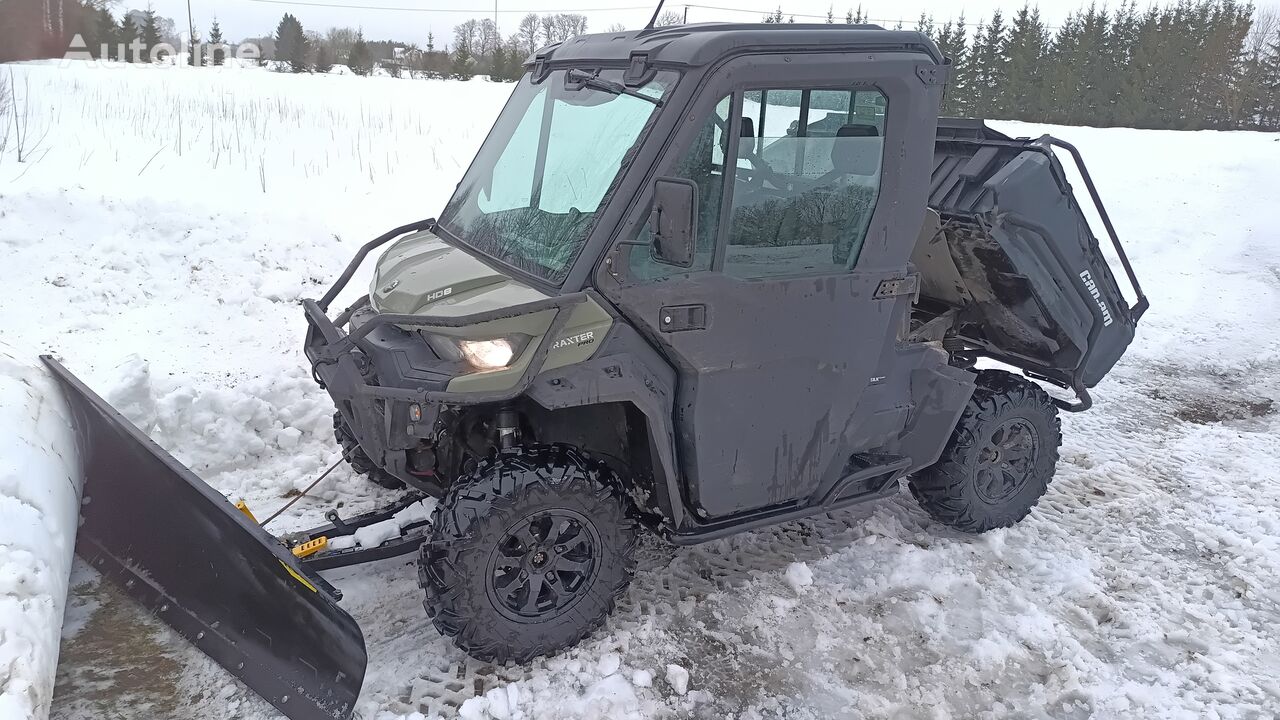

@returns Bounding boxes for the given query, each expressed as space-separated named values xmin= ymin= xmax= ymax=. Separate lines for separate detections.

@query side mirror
xmin=651 ymin=177 xmax=697 ymax=267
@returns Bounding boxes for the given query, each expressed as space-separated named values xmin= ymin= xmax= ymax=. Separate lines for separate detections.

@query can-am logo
xmin=426 ymin=287 xmax=453 ymax=303
xmin=1079 ymin=270 xmax=1113 ymax=327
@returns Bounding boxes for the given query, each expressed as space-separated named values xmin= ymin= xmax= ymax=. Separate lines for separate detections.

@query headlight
xmin=458 ymin=338 xmax=519 ymax=371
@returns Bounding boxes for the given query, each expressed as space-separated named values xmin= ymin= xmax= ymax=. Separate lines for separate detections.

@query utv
xmin=43 ymin=22 xmax=1147 ymax=720
xmin=304 ymin=23 xmax=1146 ymax=664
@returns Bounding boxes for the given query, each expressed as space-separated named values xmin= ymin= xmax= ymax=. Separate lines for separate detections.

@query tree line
xmin=926 ymin=1 xmax=1280 ymax=130
xmin=4 ymin=0 xmax=1278 ymax=130
xmin=768 ymin=1 xmax=1279 ymax=130
xmin=258 ymin=11 xmax=593 ymax=81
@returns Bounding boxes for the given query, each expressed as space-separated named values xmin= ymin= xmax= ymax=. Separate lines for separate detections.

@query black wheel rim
xmin=486 ymin=508 xmax=600 ymax=623
xmin=974 ymin=418 xmax=1039 ymax=504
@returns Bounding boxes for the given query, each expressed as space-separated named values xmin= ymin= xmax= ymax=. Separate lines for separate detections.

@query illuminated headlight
xmin=458 ymin=338 xmax=520 ymax=371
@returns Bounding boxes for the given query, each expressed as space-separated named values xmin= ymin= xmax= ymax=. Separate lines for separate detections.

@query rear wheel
xmin=909 ymin=370 xmax=1061 ymax=532
xmin=417 ymin=444 xmax=638 ymax=663
xmin=332 ymin=412 xmax=404 ymax=490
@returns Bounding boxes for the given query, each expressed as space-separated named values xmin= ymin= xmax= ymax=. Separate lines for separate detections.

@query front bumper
xmin=302 ymin=219 xmax=589 ymax=488
xmin=303 ymin=298 xmax=445 ymax=487
xmin=302 ymin=293 xmax=588 ymax=487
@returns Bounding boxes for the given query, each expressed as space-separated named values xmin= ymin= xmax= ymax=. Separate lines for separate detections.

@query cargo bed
xmin=911 ymin=119 xmax=1148 ymax=410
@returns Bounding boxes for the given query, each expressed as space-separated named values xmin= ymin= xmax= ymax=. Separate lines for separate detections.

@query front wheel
xmin=909 ymin=370 xmax=1062 ymax=533
xmin=417 ymin=444 xmax=638 ymax=663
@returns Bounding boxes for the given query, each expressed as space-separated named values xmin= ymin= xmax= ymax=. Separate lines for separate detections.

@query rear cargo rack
xmin=933 ymin=120 xmax=1147 ymax=321
xmin=927 ymin=120 xmax=1148 ymax=409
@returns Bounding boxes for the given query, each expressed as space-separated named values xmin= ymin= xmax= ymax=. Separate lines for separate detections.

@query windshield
xmin=439 ymin=68 xmax=677 ymax=283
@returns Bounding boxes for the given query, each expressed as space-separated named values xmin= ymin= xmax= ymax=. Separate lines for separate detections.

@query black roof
xmin=535 ymin=23 xmax=945 ymax=68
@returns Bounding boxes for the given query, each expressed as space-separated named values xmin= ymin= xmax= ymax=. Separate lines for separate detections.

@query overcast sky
xmin=139 ymin=0 xmax=1261 ymax=45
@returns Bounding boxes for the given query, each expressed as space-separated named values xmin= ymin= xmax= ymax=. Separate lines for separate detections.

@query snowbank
xmin=0 ymin=347 xmax=82 ymax=720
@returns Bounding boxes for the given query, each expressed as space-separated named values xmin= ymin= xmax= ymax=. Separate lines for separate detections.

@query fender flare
xmin=523 ymin=325 xmax=687 ymax=529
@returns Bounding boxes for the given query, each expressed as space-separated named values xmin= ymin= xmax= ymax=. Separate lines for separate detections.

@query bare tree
xmin=517 ymin=13 xmax=541 ymax=55
xmin=541 ymin=13 xmax=587 ymax=43
xmin=558 ymin=13 xmax=588 ymax=38
xmin=1248 ymin=5 xmax=1280 ymax=56
xmin=325 ymin=27 xmax=358 ymax=62
xmin=454 ymin=19 xmax=480 ymax=56
xmin=655 ymin=10 xmax=683 ymax=26
xmin=606 ymin=22 xmax=627 ymax=32
xmin=0 ymin=72 xmax=11 ymax=162
xmin=477 ymin=18 xmax=500 ymax=59
xmin=7 ymin=70 xmax=48 ymax=164
xmin=539 ymin=14 xmax=557 ymax=43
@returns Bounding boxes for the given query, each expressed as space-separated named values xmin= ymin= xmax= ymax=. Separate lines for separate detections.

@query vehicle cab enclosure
xmin=304 ymin=23 xmax=1141 ymax=543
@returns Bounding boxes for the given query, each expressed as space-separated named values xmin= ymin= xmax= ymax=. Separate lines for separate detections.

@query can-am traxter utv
xmin=46 ymin=22 xmax=1145 ymax=720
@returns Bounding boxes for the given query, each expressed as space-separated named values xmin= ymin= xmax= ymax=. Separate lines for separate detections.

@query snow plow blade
xmin=40 ymin=356 xmax=367 ymax=720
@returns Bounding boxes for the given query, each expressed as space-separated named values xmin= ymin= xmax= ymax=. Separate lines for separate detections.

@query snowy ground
xmin=2 ymin=60 xmax=1278 ymax=719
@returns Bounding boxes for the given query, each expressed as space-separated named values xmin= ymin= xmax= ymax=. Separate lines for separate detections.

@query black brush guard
xmin=42 ymin=356 xmax=367 ymax=720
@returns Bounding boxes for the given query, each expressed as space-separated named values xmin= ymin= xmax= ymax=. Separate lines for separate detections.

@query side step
xmin=667 ymin=453 xmax=910 ymax=545
xmin=41 ymin=357 xmax=367 ymax=720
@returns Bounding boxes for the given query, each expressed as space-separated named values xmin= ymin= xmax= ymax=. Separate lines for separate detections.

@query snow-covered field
xmin=2 ymin=60 xmax=1279 ymax=719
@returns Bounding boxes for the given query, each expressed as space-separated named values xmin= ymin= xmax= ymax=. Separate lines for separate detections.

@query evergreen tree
xmin=933 ymin=15 xmax=969 ymax=116
xmin=452 ymin=42 xmax=475 ymax=80
xmin=845 ymin=9 xmax=854 ymax=24
xmin=141 ymin=8 xmax=163 ymax=62
xmin=968 ymin=11 xmax=1009 ymax=117
xmin=208 ymin=18 xmax=225 ymax=66
xmin=274 ymin=13 xmax=309 ymax=72
xmin=915 ymin=12 xmax=934 ymax=36
xmin=1075 ymin=4 xmax=1114 ymax=125
xmin=314 ymin=45 xmax=334 ymax=73
xmin=120 ymin=13 xmax=141 ymax=62
xmin=826 ymin=6 xmax=834 ymax=24
xmin=106 ymin=10 xmax=123 ymax=61
xmin=763 ymin=7 xmax=784 ymax=24
xmin=1260 ymin=30 xmax=1280 ymax=128
xmin=1198 ymin=0 xmax=1253 ymax=127
xmin=348 ymin=31 xmax=373 ymax=76
xmin=490 ymin=43 xmax=513 ymax=81
xmin=1044 ymin=12 xmax=1084 ymax=124
xmin=88 ymin=8 xmax=119 ymax=61
xmin=1003 ymin=5 xmax=1049 ymax=121
xmin=1108 ymin=2 xmax=1148 ymax=127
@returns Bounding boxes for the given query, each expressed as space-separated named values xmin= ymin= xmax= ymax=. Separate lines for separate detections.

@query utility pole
xmin=186 ymin=0 xmax=197 ymax=66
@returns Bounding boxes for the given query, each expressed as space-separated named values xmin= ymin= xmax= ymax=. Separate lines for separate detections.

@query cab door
xmin=600 ymin=52 xmax=942 ymax=519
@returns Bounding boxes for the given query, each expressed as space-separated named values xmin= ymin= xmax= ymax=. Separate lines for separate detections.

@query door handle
xmin=659 ymin=304 xmax=706 ymax=332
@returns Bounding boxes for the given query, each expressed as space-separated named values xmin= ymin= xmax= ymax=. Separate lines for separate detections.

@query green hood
xmin=370 ymin=231 xmax=548 ymax=317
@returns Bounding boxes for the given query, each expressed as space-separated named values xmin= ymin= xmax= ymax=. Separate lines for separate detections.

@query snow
xmin=351 ymin=499 xmax=439 ymax=549
xmin=664 ymin=664 xmax=690 ymax=696
xmin=0 ymin=349 xmax=82 ymax=720
xmin=629 ymin=669 xmax=652 ymax=688
xmin=783 ymin=561 xmax=813 ymax=592
xmin=595 ymin=652 xmax=620 ymax=677
xmin=353 ymin=519 xmax=403 ymax=550
xmin=0 ymin=60 xmax=1276 ymax=719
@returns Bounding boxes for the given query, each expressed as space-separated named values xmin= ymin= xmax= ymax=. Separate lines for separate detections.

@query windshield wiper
xmin=565 ymin=69 xmax=663 ymax=106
